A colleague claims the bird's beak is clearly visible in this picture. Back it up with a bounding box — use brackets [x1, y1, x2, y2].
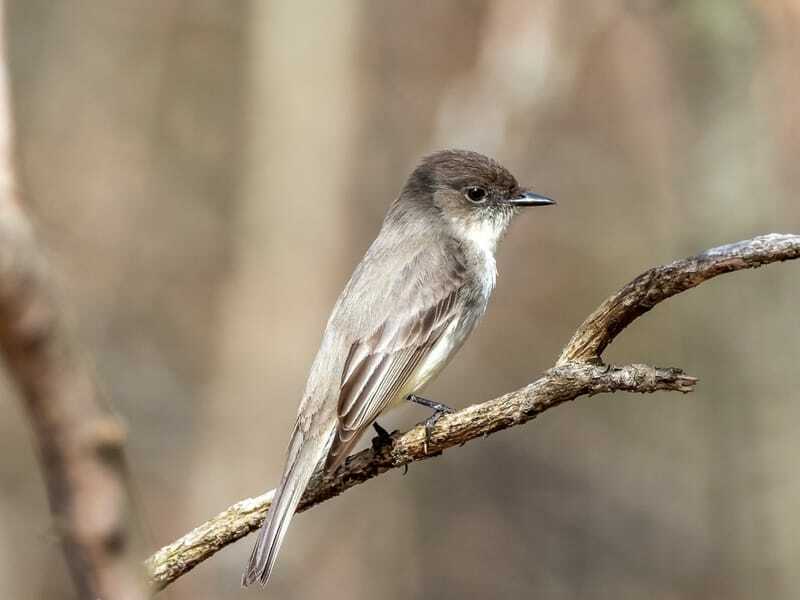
[508, 190, 556, 207]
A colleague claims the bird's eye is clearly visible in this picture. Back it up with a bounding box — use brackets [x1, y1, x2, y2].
[465, 186, 487, 204]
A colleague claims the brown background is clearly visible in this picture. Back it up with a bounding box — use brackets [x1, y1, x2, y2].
[2, 1, 799, 598]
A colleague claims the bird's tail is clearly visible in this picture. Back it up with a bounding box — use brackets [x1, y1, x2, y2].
[242, 423, 330, 587]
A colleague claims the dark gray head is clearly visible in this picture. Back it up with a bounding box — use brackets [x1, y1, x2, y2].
[397, 149, 554, 250]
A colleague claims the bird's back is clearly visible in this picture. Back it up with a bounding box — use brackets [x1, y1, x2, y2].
[298, 202, 477, 423]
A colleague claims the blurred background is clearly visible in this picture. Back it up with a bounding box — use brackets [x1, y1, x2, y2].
[1, 1, 799, 598]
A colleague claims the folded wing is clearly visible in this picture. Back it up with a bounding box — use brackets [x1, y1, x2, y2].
[325, 282, 464, 471]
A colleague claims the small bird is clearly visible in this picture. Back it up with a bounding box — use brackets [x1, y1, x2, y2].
[242, 149, 554, 586]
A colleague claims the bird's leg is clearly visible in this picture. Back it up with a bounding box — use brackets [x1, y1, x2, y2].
[407, 394, 455, 453]
[371, 421, 394, 452]
[371, 423, 409, 474]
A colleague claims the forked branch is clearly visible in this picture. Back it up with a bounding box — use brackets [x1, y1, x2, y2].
[145, 233, 799, 592]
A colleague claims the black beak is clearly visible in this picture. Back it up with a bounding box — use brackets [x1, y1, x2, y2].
[509, 190, 556, 207]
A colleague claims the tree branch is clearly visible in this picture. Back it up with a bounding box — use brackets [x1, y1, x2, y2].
[0, 5, 146, 599]
[145, 233, 800, 592]
[558, 233, 800, 365]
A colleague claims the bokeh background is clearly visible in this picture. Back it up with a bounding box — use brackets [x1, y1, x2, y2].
[1, 1, 799, 598]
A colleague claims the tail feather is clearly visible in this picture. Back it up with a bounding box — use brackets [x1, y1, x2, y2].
[242, 427, 328, 587]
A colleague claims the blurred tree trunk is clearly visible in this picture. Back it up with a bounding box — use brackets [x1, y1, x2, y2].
[4, 2, 245, 598]
[752, 0, 800, 213]
[2, 1, 798, 599]
[181, 3, 366, 598]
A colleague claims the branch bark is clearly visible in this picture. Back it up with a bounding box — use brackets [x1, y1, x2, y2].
[0, 5, 146, 599]
[145, 232, 800, 591]
[558, 233, 800, 365]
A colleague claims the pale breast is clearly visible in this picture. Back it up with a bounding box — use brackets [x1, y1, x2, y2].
[390, 299, 484, 408]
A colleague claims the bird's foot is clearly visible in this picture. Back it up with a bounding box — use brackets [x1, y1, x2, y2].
[407, 394, 455, 454]
[371, 421, 395, 452]
[371, 422, 408, 474]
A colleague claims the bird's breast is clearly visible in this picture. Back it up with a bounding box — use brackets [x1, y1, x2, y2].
[392, 302, 484, 407]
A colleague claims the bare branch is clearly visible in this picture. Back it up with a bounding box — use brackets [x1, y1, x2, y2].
[146, 363, 694, 590]
[145, 232, 799, 591]
[558, 233, 800, 365]
[0, 5, 146, 599]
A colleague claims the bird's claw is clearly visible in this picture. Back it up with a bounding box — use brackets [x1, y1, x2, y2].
[420, 402, 454, 454]
[371, 421, 396, 452]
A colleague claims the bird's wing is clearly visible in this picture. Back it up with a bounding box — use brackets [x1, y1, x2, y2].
[325, 280, 465, 471]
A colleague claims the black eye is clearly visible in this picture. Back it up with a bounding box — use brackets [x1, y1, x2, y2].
[465, 186, 487, 204]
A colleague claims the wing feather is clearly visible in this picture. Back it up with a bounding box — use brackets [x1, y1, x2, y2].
[325, 286, 463, 470]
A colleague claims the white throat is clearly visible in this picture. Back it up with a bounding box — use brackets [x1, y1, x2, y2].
[455, 217, 506, 292]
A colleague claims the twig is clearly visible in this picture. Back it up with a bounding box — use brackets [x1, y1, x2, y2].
[145, 232, 799, 591]
[0, 5, 146, 599]
[146, 363, 695, 591]
[558, 233, 800, 365]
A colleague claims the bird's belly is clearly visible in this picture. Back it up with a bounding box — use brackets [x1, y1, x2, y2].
[390, 313, 477, 409]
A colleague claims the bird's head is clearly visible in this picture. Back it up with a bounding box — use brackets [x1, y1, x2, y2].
[400, 149, 554, 251]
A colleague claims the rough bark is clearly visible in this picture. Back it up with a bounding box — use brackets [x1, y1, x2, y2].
[558, 234, 800, 365]
[145, 233, 800, 592]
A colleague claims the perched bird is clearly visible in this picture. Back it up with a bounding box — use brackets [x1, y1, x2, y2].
[242, 149, 554, 586]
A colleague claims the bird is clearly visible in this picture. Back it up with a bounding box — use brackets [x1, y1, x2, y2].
[242, 149, 554, 586]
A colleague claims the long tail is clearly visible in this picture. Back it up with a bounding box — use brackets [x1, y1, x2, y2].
[242, 423, 331, 587]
